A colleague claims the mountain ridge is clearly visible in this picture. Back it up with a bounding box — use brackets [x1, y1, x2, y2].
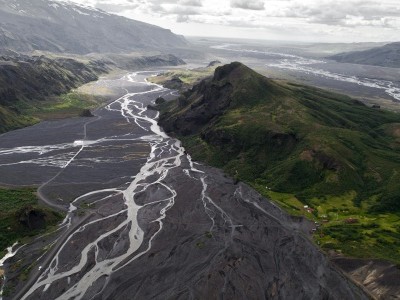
[158, 62, 400, 298]
[0, 0, 188, 54]
[157, 62, 400, 298]
[159, 62, 400, 212]
[328, 42, 400, 68]
[0, 53, 185, 133]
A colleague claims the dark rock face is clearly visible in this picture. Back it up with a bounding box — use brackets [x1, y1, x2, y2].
[160, 76, 185, 90]
[158, 62, 278, 138]
[17, 207, 46, 230]
[155, 97, 166, 105]
[328, 42, 400, 68]
[80, 109, 94, 117]
[0, 0, 188, 54]
[207, 60, 222, 67]
[159, 77, 234, 136]
[333, 258, 400, 299]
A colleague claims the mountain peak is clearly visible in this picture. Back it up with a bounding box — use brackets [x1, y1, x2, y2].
[213, 61, 259, 83]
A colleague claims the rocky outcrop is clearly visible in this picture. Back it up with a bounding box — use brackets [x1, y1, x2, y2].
[207, 60, 222, 67]
[333, 258, 400, 299]
[17, 207, 46, 230]
[80, 109, 94, 117]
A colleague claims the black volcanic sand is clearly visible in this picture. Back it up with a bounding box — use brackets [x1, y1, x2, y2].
[0, 71, 368, 300]
[99, 167, 368, 300]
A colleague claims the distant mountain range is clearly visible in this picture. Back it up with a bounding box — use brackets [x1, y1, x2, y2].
[0, 0, 188, 54]
[328, 42, 400, 68]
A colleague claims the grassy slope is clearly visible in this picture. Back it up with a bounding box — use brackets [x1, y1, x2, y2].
[26, 92, 109, 120]
[159, 62, 400, 263]
[0, 106, 38, 132]
[0, 56, 109, 133]
[0, 91, 109, 133]
[148, 65, 219, 89]
[0, 188, 63, 257]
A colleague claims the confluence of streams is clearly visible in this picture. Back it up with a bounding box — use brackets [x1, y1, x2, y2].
[19, 72, 208, 300]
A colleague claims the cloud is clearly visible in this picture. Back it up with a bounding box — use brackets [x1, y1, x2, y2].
[343, 15, 395, 28]
[176, 14, 190, 22]
[178, 0, 203, 6]
[280, 0, 400, 27]
[230, 0, 265, 10]
[62, 0, 400, 42]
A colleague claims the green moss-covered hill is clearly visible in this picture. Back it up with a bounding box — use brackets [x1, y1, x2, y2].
[159, 62, 400, 213]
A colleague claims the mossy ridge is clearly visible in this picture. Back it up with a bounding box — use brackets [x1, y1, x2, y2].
[158, 62, 400, 263]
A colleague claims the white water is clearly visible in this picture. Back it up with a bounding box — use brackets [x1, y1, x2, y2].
[213, 44, 400, 101]
[0, 243, 19, 268]
[0, 243, 22, 299]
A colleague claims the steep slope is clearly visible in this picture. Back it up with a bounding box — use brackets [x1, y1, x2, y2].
[0, 0, 188, 54]
[0, 54, 109, 132]
[157, 64, 400, 296]
[0, 53, 185, 133]
[159, 62, 400, 213]
[328, 42, 400, 68]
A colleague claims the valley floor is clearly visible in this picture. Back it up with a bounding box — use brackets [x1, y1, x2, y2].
[0, 70, 371, 300]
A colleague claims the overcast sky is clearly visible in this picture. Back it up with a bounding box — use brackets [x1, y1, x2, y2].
[67, 0, 400, 43]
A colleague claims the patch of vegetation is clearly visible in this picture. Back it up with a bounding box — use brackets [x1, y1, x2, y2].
[159, 62, 400, 263]
[196, 241, 205, 249]
[258, 190, 400, 263]
[1, 285, 14, 297]
[27, 92, 106, 120]
[0, 188, 63, 257]
[148, 65, 217, 89]
[0, 106, 39, 133]
[19, 262, 36, 281]
[205, 231, 213, 239]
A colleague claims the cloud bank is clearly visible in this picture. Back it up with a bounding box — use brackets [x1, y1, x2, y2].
[63, 0, 400, 42]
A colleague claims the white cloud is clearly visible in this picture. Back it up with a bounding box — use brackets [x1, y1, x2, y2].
[178, 0, 203, 6]
[61, 0, 400, 42]
[230, 0, 265, 10]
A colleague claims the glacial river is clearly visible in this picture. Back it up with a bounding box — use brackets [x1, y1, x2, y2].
[0, 71, 368, 300]
[213, 44, 400, 102]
